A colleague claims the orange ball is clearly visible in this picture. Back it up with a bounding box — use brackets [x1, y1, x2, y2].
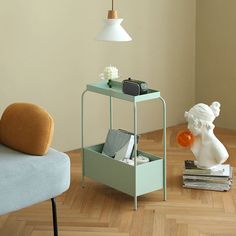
[177, 130, 194, 147]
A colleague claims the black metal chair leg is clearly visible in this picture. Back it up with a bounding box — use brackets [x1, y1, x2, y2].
[51, 198, 58, 236]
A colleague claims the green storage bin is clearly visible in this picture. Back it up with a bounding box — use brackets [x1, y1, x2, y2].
[84, 143, 163, 197]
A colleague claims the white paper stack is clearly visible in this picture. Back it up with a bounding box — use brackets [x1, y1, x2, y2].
[183, 160, 233, 191]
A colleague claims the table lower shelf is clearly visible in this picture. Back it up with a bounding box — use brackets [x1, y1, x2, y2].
[83, 143, 164, 197]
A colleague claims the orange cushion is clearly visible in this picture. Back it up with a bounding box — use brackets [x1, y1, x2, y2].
[0, 103, 54, 155]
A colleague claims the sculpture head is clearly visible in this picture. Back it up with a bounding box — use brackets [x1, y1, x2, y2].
[185, 101, 220, 136]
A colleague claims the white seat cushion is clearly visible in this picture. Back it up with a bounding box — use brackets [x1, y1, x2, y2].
[0, 144, 70, 215]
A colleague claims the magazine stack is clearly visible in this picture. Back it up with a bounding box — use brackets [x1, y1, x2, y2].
[102, 129, 150, 165]
[183, 160, 233, 191]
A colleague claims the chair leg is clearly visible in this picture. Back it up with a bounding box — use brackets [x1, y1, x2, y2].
[51, 198, 58, 236]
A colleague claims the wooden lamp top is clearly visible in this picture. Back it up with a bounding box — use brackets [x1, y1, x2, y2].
[108, 10, 118, 19]
[107, 0, 117, 19]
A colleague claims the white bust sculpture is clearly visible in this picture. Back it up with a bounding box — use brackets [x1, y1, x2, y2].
[185, 101, 229, 170]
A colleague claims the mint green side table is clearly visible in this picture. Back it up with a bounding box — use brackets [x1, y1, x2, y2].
[81, 81, 167, 210]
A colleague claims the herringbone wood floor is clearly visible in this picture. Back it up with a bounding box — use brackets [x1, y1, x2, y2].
[1, 124, 236, 236]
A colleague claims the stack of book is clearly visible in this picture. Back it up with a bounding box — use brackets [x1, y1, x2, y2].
[183, 160, 233, 191]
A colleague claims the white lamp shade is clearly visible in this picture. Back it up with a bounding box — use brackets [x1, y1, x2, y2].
[96, 19, 132, 42]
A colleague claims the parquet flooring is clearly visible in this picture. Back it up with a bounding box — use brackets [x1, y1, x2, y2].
[1, 124, 236, 236]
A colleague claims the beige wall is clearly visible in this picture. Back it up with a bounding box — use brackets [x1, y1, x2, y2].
[0, 0, 196, 151]
[196, 0, 236, 129]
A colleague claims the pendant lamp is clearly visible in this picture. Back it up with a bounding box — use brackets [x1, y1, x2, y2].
[96, 0, 132, 42]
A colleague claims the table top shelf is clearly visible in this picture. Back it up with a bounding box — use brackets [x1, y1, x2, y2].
[87, 81, 161, 102]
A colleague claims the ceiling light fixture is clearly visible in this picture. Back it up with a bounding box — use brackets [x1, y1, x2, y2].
[96, 0, 132, 42]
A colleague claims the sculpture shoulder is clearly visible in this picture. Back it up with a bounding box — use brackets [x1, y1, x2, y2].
[191, 136, 228, 168]
[210, 137, 229, 161]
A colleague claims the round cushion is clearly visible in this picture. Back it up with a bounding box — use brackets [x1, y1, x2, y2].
[0, 103, 54, 155]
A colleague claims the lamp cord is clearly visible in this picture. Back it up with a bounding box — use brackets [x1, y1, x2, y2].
[112, 0, 114, 10]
